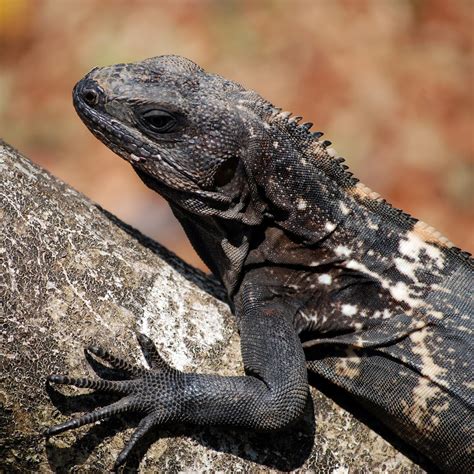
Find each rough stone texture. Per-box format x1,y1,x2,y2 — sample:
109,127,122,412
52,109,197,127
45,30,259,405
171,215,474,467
0,140,423,472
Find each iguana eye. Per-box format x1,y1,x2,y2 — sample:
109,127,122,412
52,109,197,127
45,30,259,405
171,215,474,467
140,110,177,133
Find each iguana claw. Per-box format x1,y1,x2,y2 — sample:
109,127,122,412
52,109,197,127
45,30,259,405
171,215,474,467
45,334,177,467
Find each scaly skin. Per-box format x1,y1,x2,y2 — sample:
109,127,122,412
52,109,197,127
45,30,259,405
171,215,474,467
45,56,473,472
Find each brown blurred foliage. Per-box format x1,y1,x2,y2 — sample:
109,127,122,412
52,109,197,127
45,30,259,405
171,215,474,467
1,0,473,270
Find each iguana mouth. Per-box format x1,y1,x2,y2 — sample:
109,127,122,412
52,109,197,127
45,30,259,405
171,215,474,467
73,79,150,166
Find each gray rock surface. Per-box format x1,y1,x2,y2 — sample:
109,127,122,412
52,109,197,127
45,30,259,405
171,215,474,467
0,140,422,472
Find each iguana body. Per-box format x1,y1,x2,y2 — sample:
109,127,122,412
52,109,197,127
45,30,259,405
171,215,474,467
45,56,474,471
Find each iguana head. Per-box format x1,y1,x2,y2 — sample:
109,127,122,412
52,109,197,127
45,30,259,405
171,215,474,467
73,55,277,225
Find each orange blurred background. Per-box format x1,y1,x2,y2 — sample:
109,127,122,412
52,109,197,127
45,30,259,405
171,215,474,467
1,0,472,271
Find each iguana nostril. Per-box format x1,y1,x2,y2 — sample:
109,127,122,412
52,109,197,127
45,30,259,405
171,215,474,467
82,88,99,106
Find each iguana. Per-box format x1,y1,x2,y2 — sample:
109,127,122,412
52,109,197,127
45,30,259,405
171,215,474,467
45,55,474,472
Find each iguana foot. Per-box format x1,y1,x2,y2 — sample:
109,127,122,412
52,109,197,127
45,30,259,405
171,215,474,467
45,315,309,469
45,334,183,469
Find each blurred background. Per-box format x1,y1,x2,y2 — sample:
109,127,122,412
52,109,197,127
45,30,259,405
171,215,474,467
1,0,472,271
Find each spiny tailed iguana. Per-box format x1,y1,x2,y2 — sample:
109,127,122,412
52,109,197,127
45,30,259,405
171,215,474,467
45,56,474,472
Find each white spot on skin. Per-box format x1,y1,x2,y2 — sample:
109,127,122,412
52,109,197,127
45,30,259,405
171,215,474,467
298,310,313,325
391,230,446,292
368,221,379,230
273,141,279,149
399,231,445,269
334,348,360,379
325,221,336,232
341,304,358,316
402,378,445,431
346,259,424,308
339,201,350,215
394,257,418,281
411,327,447,381
335,245,352,257
130,154,145,163
390,281,414,304
297,198,307,211
318,274,332,285
326,147,337,157
400,327,451,432
429,310,444,320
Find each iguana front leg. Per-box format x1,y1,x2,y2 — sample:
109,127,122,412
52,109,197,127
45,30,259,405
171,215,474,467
45,284,308,468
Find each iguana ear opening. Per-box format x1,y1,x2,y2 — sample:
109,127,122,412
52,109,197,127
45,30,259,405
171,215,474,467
213,156,240,189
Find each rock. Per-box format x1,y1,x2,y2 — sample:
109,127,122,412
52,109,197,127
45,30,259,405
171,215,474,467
0,140,422,472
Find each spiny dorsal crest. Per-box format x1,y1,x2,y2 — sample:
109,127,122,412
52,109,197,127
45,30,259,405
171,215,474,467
268,107,358,187
266,107,473,264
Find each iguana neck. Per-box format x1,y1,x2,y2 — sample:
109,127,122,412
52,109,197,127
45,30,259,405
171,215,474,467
255,108,469,262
